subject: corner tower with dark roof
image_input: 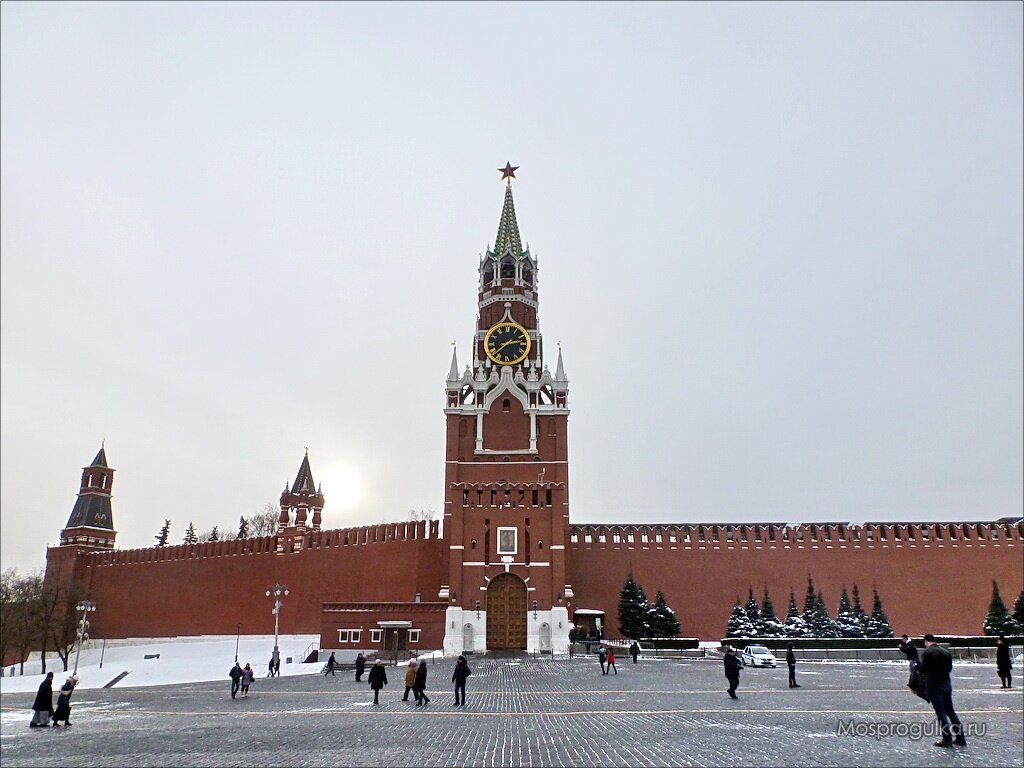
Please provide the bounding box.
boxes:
[59,445,117,550]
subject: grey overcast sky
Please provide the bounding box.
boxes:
[2,2,1021,575]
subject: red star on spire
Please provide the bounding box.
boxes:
[498,162,519,181]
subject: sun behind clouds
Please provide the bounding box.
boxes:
[315,460,365,520]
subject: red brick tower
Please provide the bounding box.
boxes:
[45,445,117,596]
[442,164,572,654]
[277,449,324,554]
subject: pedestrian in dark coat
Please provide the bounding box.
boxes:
[267,656,275,678]
[355,652,366,682]
[51,676,77,727]
[30,672,54,727]
[274,657,281,677]
[452,655,472,706]
[324,652,337,676]
[229,662,243,699]
[413,658,430,706]
[241,663,255,697]
[786,644,800,688]
[630,641,640,664]
[597,646,608,675]
[368,659,387,704]
[899,634,919,686]
[919,634,966,747]
[403,659,418,701]
[606,648,618,675]
[724,648,742,699]
[995,635,1013,689]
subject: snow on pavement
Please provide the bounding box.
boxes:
[0,635,321,694]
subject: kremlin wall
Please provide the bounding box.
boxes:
[44,452,1022,648]
[41,170,1024,655]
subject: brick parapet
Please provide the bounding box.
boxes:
[567,519,1023,639]
[568,520,1023,551]
[82,519,444,567]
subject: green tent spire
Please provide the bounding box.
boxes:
[493,173,523,258]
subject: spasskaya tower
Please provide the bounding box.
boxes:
[441,164,572,655]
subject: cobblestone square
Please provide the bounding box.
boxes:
[2,656,1021,767]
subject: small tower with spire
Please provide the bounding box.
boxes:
[58,444,117,550]
[277,449,324,553]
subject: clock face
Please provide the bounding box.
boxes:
[484,321,531,365]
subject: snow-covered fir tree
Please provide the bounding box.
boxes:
[646,590,681,637]
[617,573,650,639]
[744,587,760,626]
[866,587,894,638]
[835,587,864,638]
[851,584,869,634]
[726,597,756,638]
[207,527,220,542]
[237,516,249,539]
[183,522,198,545]
[1014,591,1024,627]
[815,590,839,637]
[783,589,810,638]
[801,577,820,635]
[802,577,817,613]
[154,519,170,547]
[757,587,785,638]
[984,580,1023,636]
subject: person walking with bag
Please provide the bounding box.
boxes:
[403,658,418,702]
[606,647,618,675]
[240,663,255,697]
[324,652,337,677]
[51,676,77,727]
[368,659,388,705]
[29,672,54,728]
[597,646,608,675]
[452,655,472,706]
[899,634,919,687]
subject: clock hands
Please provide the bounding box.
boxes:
[491,337,524,354]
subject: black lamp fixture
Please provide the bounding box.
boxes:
[475,600,481,619]
[532,600,538,619]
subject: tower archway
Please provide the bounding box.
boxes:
[486,573,527,650]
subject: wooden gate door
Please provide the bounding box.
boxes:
[486,573,527,650]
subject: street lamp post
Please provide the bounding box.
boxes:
[235,622,241,663]
[72,601,96,676]
[265,584,288,672]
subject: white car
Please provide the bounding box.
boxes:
[741,645,777,668]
